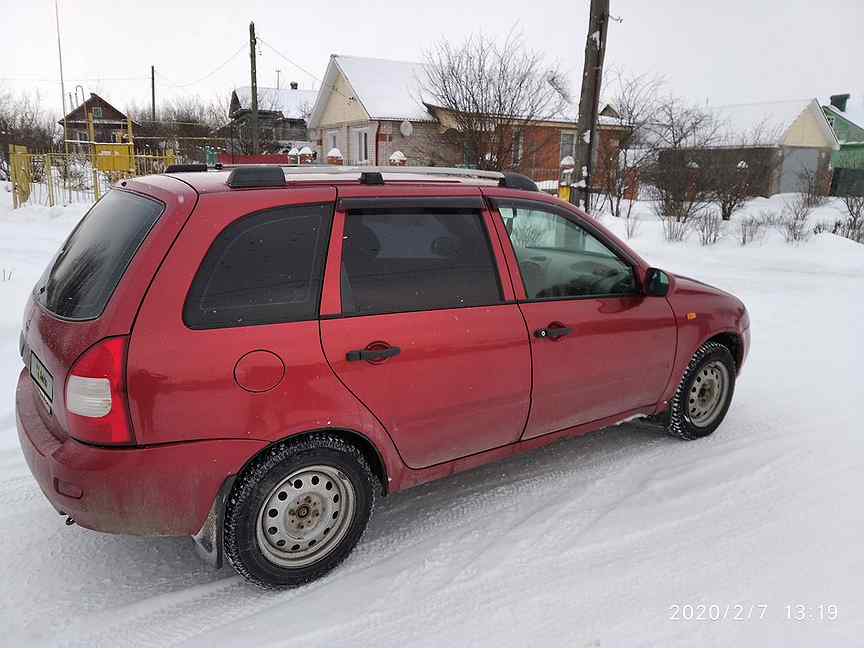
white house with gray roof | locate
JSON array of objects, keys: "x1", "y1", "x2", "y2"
[{"x1": 307, "y1": 55, "x2": 446, "y2": 166}]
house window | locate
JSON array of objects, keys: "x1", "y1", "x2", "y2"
[
  {"x1": 92, "y1": 106, "x2": 103, "y2": 119},
  {"x1": 357, "y1": 130, "x2": 369, "y2": 163},
  {"x1": 560, "y1": 132, "x2": 576, "y2": 161},
  {"x1": 327, "y1": 130, "x2": 338, "y2": 151}
]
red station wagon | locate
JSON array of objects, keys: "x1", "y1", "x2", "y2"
[{"x1": 16, "y1": 165, "x2": 750, "y2": 588}]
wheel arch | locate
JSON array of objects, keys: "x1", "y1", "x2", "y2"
[
  {"x1": 239, "y1": 427, "x2": 390, "y2": 496},
  {"x1": 702, "y1": 330, "x2": 744, "y2": 373}
]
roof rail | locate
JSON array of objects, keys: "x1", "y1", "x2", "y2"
[
  {"x1": 219, "y1": 164, "x2": 541, "y2": 190},
  {"x1": 280, "y1": 165, "x2": 505, "y2": 182},
  {"x1": 227, "y1": 165, "x2": 286, "y2": 189}
]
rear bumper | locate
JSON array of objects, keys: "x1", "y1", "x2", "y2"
[{"x1": 16, "y1": 369, "x2": 267, "y2": 536}]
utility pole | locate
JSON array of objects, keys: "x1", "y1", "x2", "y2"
[
  {"x1": 151, "y1": 65, "x2": 156, "y2": 122},
  {"x1": 54, "y1": 0, "x2": 70, "y2": 202},
  {"x1": 572, "y1": 0, "x2": 609, "y2": 210},
  {"x1": 276, "y1": 69, "x2": 281, "y2": 90},
  {"x1": 249, "y1": 21, "x2": 259, "y2": 155}
]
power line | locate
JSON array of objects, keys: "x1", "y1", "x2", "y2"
[
  {"x1": 257, "y1": 37, "x2": 351, "y2": 102},
  {"x1": 155, "y1": 42, "x2": 247, "y2": 89},
  {"x1": 256, "y1": 37, "x2": 322, "y2": 86}
]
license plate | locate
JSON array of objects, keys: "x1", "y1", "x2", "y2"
[{"x1": 30, "y1": 351, "x2": 54, "y2": 411}]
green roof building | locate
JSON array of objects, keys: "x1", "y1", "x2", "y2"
[{"x1": 822, "y1": 94, "x2": 864, "y2": 170}]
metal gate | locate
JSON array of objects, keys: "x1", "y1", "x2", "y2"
[{"x1": 779, "y1": 148, "x2": 820, "y2": 193}]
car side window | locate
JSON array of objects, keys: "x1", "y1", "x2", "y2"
[
  {"x1": 497, "y1": 203, "x2": 637, "y2": 300},
  {"x1": 184, "y1": 203, "x2": 332, "y2": 329},
  {"x1": 341, "y1": 208, "x2": 502, "y2": 315}
]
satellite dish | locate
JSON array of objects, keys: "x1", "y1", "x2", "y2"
[{"x1": 400, "y1": 120, "x2": 414, "y2": 137}]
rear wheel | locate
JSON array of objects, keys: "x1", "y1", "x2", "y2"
[
  {"x1": 666, "y1": 342, "x2": 736, "y2": 440},
  {"x1": 224, "y1": 434, "x2": 377, "y2": 589}
]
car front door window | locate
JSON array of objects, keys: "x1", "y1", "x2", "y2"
[{"x1": 499, "y1": 205, "x2": 637, "y2": 300}]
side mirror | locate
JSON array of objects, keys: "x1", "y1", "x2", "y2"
[{"x1": 644, "y1": 268, "x2": 670, "y2": 297}]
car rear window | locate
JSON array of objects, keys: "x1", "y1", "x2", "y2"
[
  {"x1": 183, "y1": 203, "x2": 332, "y2": 329},
  {"x1": 38, "y1": 190, "x2": 164, "y2": 319}
]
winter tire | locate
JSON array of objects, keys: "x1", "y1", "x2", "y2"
[
  {"x1": 666, "y1": 342, "x2": 736, "y2": 440},
  {"x1": 224, "y1": 434, "x2": 377, "y2": 589}
]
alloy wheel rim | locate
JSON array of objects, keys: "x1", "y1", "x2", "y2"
[
  {"x1": 686, "y1": 361, "x2": 729, "y2": 427},
  {"x1": 255, "y1": 464, "x2": 355, "y2": 568}
]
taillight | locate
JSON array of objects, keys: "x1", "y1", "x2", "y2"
[{"x1": 65, "y1": 336, "x2": 134, "y2": 445}]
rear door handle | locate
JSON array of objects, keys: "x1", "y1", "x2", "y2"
[
  {"x1": 534, "y1": 325, "x2": 572, "y2": 340},
  {"x1": 346, "y1": 346, "x2": 401, "y2": 362}
]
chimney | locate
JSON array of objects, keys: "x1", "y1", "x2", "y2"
[
  {"x1": 830, "y1": 94, "x2": 850, "y2": 112},
  {"x1": 290, "y1": 82, "x2": 299, "y2": 90}
]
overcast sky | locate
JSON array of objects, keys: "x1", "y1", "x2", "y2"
[{"x1": 3, "y1": 0, "x2": 863, "y2": 119}]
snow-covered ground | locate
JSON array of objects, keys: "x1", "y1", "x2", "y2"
[{"x1": 1, "y1": 194, "x2": 862, "y2": 648}]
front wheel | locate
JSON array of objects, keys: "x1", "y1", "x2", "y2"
[
  {"x1": 224, "y1": 434, "x2": 377, "y2": 589},
  {"x1": 666, "y1": 342, "x2": 736, "y2": 440}
]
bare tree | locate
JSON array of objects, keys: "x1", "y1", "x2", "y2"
[
  {"x1": 646, "y1": 98, "x2": 721, "y2": 224},
  {"x1": 129, "y1": 96, "x2": 227, "y2": 161},
  {"x1": 596, "y1": 71, "x2": 664, "y2": 219},
  {"x1": 704, "y1": 121, "x2": 783, "y2": 220},
  {"x1": 0, "y1": 88, "x2": 58, "y2": 177},
  {"x1": 421, "y1": 32, "x2": 571, "y2": 171}
]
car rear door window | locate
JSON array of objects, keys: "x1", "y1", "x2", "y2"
[
  {"x1": 184, "y1": 203, "x2": 332, "y2": 329},
  {"x1": 38, "y1": 190, "x2": 164, "y2": 319},
  {"x1": 497, "y1": 203, "x2": 637, "y2": 299},
  {"x1": 341, "y1": 208, "x2": 502, "y2": 315}
]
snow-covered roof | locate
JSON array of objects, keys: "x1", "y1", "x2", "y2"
[
  {"x1": 824, "y1": 96, "x2": 864, "y2": 131},
  {"x1": 710, "y1": 98, "x2": 837, "y2": 148},
  {"x1": 333, "y1": 55, "x2": 432, "y2": 121},
  {"x1": 309, "y1": 53, "x2": 578, "y2": 127},
  {"x1": 233, "y1": 86, "x2": 317, "y2": 120}
]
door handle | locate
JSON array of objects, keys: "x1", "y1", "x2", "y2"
[
  {"x1": 346, "y1": 346, "x2": 401, "y2": 362},
  {"x1": 534, "y1": 324, "x2": 572, "y2": 340}
]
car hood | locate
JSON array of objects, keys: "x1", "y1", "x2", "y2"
[{"x1": 671, "y1": 273, "x2": 735, "y2": 299}]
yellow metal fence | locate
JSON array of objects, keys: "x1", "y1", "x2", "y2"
[{"x1": 8, "y1": 146, "x2": 176, "y2": 209}]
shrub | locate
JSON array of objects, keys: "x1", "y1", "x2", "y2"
[
  {"x1": 757, "y1": 209, "x2": 785, "y2": 228},
  {"x1": 660, "y1": 215, "x2": 692, "y2": 242},
  {"x1": 695, "y1": 210, "x2": 723, "y2": 246},
  {"x1": 737, "y1": 215, "x2": 765, "y2": 246},
  {"x1": 781, "y1": 195, "x2": 812, "y2": 244},
  {"x1": 797, "y1": 168, "x2": 830, "y2": 209}
]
